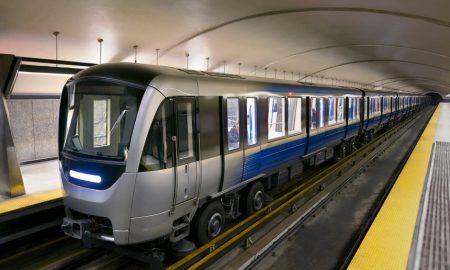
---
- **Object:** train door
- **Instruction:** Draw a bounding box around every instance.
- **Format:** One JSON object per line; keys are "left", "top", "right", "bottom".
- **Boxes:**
{"left": 221, "top": 97, "right": 244, "bottom": 190}
{"left": 173, "top": 97, "right": 198, "bottom": 204}
{"left": 243, "top": 97, "right": 260, "bottom": 180}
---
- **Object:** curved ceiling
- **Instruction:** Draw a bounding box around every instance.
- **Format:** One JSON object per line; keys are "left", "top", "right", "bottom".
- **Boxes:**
{"left": 0, "top": 0, "right": 449, "bottom": 94}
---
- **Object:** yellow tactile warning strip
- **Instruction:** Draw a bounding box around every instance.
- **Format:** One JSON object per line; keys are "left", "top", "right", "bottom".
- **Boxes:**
{"left": 0, "top": 188, "right": 64, "bottom": 215}
{"left": 348, "top": 105, "right": 442, "bottom": 270}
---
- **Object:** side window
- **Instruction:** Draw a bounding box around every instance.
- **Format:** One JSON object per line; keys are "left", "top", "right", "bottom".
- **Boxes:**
{"left": 176, "top": 102, "right": 195, "bottom": 160}
{"left": 328, "top": 97, "right": 336, "bottom": 125}
{"left": 311, "top": 97, "right": 324, "bottom": 129}
{"left": 337, "top": 97, "right": 344, "bottom": 123}
{"left": 348, "top": 98, "right": 354, "bottom": 120}
{"left": 268, "top": 97, "right": 285, "bottom": 140}
{"left": 140, "top": 101, "right": 172, "bottom": 171}
{"left": 319, "top": 98, "right": 325, "bottom": 128}
{"left": 356, "top": 98, "right": 360, "bottom": 119}
{"left": 288, "top": 97, "right": 302, "bottom": 135}
{"left": 227, "top": 98, "right": 240, "bottom": 151}
{"left": 311, "top": 97, "right": 318, "bottom": 130}
{"left": 246, "top": 98, "right": 257, "bottom": 146}
{"left": 370, "top": 98, "right": 375, "bottom": 116}
{"left": 366, "top": 98, "right": 370, "bottom": 116}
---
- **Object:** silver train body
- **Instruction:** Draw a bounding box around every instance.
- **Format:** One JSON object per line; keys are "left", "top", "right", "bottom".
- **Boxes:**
{"left": 59, "top": 63, "right": 429, "bottom": 245}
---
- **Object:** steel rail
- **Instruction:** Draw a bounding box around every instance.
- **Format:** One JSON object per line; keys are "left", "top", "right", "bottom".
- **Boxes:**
{"left": 167, "top": 107, "right": 430, "bottom": 270}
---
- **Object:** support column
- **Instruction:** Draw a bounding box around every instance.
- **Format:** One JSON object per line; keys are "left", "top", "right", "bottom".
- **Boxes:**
{"left": 0, "top": 94, "right": 25, "bottom": 197}
{"left": 0, "top": 54, "right": 25, "bottom": 197}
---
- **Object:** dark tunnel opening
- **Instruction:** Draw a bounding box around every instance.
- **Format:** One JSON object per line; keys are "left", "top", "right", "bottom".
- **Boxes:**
{"left": 426, "top": 92, "right": 444, "bottom": 105}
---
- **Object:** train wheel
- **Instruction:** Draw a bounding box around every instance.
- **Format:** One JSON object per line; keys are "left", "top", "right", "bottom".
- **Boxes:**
{"left": 243, "top": 181, "right": 265, "bottom": 216}
{"left": 193, "top": 201, "right": 225, "bottom": 245}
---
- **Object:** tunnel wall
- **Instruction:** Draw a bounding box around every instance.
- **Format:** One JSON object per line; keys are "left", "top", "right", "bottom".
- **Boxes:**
{"left": 7, "top": 99, "right": 59, "bottom": 163}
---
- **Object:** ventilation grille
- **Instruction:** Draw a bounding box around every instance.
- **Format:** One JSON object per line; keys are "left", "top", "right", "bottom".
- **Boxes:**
{"left": 178, "top": 69, "right": 245, "bottom": 79}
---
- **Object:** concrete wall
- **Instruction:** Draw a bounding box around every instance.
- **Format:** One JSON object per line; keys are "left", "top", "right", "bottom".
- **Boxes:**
{"left": 7, "top": 99, "right": 59, "bottom": 163}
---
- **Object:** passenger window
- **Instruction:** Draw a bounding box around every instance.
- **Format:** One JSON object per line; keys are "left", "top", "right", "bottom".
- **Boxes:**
{"left": 176, "top": 102, "right": 195, "bottom": 160}
{"left": 348, "top": 98, "right": 354, "bottom": 120}
{"left": 310, "top": 98, "right": 318, "bottom": 130}
{"left": 319, "top": 98, "right": 325, "bottom": 128}
{"left": 355, "top": 98, "right": 360, "bottom": 119}
{"left": 93, "top": 99, "right": 110, "bottom": 147}
{"left": 311, "top": 97, "right": 324, "bottom": 130}
{"left": 227, "top": 98, "right": 240, "bottom": 151}
{"left": 140, "top": 101, "right": 172, "bottom": 171}
{"left": 366, "top": 98, "right": 370, "bottom": 116}
{"left": 337, "top": 98, "right": 344, "bottom": 123}
{"left": 288, "top": 97, "right": 302, "bottom": 135}
{"left": 328, "top": 97, "right": 336, "bottom": 125}
{"left": 268, "top": 97, "right": 285, "bottom": 140}
{"left": 246, "top": 98, "right": 257, "bottom": 146}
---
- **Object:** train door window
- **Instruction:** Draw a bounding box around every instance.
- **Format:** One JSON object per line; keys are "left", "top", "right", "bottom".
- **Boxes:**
{"left": 366, "top": 98, "right": 370, "bottom": 117}
{"left": 140, "top": 101, "right": 172, "bottom": 171}
{"left": 348, "top": 98, "right": 354, "bottom": 120}
{"left": 328, "top": 97, "right": 336, "bottom": 125}
{"left": 288, "top": 97, "right": 302, "bottom": 135}
{"left": 356, "top": 98, "right": 360, "bottom": 119}
{"left": 268, "top": 97, "right": 285, "bottom": 140}
{"left": 377, "top": 98, "right": 380, "bottom": 113}
{"left": 352, "top": 98, "right": 357, "bottom": 119}
{"left": 337, "top": 97, "right": 344, "bottom": 123}
{"left": 319, "top": 98, "right": 325, "bottom": 128}
{"left": 311, "top": 97, "right": 318, "bottom": 130}
{"left": 176, "top": 102, "right": 195, "bottom": 160}
{"left": 227, "top": 98, "right": 240, "bottom": 151}
{"left": 246, "top": 98, "right": 257, "bottom": 146}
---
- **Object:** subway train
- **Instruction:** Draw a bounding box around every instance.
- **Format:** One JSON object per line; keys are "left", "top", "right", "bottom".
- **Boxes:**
{"left": 59, "top": 63, "right": 429, "bottom": 246}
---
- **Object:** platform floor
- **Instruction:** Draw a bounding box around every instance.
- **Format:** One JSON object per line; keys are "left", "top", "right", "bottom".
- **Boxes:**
{"left": 0, "top": 160, "right": 62, "bottom": 215}
{"left": 349, "top": 103, "right": 449, "bottom": 270}
{"left": 21, "top": 159, "right": 61, "bottom": 194}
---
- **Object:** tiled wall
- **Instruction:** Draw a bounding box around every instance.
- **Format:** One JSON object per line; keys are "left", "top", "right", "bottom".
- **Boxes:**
{"left": 7, "top": 99, "right": 59, "bottom": 163}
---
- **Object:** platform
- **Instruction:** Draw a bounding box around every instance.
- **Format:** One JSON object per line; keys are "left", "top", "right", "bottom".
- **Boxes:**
{"left": 0, "top": 160, "right": 62, "bottom": 215}
{"left": 349, "top": 103, "right": 450, "bottom": 269}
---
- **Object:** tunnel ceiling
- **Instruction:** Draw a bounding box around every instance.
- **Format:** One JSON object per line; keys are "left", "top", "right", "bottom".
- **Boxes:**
{"left": 1, "top": 0, "right": 449, "bottom": 95}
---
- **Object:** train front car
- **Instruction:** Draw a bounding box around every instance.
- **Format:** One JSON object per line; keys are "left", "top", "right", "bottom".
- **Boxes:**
{"left": 59, "top": 63, "right": 171, "bottom": 245}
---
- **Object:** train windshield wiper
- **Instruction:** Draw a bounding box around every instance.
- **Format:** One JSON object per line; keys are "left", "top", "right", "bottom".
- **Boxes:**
{"left": 110, "top": 107, "right": 132, "bottom": 136}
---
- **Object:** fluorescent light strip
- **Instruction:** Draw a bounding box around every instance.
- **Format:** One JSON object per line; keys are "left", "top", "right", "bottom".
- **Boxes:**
{"left": 69, "top": 170, "right": 102, "bottom": 183}
{"left": 18, "top": 71, "right": 74, "bottom": 77}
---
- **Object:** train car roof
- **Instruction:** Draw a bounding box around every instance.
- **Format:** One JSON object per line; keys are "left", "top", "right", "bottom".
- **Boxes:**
{"left": 70, "top": 63, "right": 418, "bottom": 97}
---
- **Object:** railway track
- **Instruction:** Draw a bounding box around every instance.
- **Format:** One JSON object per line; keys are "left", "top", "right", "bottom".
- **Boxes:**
{"left": 167, "top": 107, "right": 434, "bottom": 270}
{"left": 0, "top": 108, "right": 433, "bottom": 270}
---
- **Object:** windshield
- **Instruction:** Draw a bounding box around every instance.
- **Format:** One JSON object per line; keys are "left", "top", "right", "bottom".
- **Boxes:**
{"left": 63, "top": 80, "right": 144, "bottom": 160}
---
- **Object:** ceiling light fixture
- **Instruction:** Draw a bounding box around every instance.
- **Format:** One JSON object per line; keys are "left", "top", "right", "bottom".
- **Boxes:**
{"left": 156, "top": 49, "right": 160, "bottom": 65}
{"left": 98, "top": 38, "right": 103, "bottom": 64}
{"left": 205, "top": 57, "right": 209, "bottom": 71}
{"left": 185, "top": 53, "right": 189, "bottom": 69}
{"left": 133, "top": 45, "right": 138, "bottom": 63}
{"left": 53, "top": 31, "right": 60, "bottom": 67}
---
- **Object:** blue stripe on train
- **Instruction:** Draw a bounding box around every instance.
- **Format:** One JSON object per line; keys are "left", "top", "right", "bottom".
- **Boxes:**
{"left": 346, "top": 122, "right": 360, "bottom": 138}
{"left": 242, "top": 124, "right": 350, "bottom": 180}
